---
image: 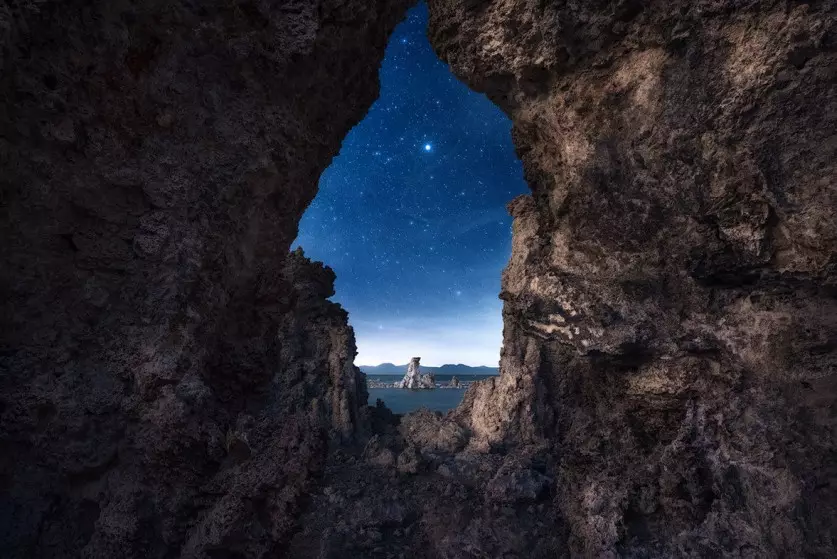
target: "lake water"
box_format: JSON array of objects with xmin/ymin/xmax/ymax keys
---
[{"xmin": 366, "ymin": 374, "xmax": 496, "ymax": 414}]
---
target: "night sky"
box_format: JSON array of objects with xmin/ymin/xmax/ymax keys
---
[{"xmin": 294, "ymin": 3, "xmax": 527, "ymax": 366}]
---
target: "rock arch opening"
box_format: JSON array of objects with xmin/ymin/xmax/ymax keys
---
[
  {"xmin": 2, "ymin": 0, "xmax": 835, "ymax": 557},
  {"xmin": 294, "ymin": 2, "xmax": 527, "ymax": 414}
]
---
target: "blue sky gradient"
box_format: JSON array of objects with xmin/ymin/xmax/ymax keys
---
[{"xmin": 294, "ymin": 3, "xmax": 527, "ymax": 366}]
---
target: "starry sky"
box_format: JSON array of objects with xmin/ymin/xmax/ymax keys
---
[{"xmin": 294, "ymin": 2, "xmax": 527, "ymax": 367}]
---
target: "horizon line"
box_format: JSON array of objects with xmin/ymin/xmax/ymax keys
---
[{"xmin": 357, "ymin": 363, "xmax": 500, "ymax": 368}]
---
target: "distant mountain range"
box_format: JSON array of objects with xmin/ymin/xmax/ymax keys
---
[{"xmin": 359, "ymin": 363, "xmax": 499, "ymax": 375}]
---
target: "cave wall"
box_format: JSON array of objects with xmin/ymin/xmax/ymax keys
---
[
  {"xmin": 428, "ymin": 0, "xmax": 837, "ymax": 556},
  {"xmin": 0, "ymin": 1, "xmax": 410, "ymax": 556},
  {"xmin": 3, "ymin": 0, "xmax": 836, "ymax": 557}
]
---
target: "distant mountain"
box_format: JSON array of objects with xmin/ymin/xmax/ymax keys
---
[{"xmin": 359, "ymin": 363, "xmax": 499, "ymax": 375}]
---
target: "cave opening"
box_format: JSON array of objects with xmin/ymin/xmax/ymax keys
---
[{"xmin": 293, "ymin": 2, "xmax": 527, "ymax": 413}]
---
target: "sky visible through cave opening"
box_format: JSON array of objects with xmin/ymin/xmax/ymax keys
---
[{"xmin": 294, "ymin": 2, "xmax": 527, "ymax": 367}]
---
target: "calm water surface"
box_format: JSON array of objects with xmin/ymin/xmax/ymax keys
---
[{"xmin": 367, "ymin": 374, "xmax": 496, "ymax": 414}]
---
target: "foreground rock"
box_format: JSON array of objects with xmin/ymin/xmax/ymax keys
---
[
  {"xmin": 289, "ymin": 2, "xmax": 837, "ymax": 553},
  {"xmin": 287, "ymin": 407, "xmax": 563, "ymax": 558},
  {"xmin": 0, "ymin": 1, "xmax": 410, "ymax": 556},
  {"xmin": 428, "ymin": 0, "xmax": 837, "ymax": 556}
]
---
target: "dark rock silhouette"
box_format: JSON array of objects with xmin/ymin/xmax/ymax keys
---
[{"xmin": 0, "ymin": 1, "xmax": 410, "ymax": 556}]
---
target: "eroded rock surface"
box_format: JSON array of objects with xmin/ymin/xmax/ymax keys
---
[
  {"xmin": 426, "ymin": 0, "xmax": 837, "ymax": 556},
  {"xmin": 287, "ymin": 406, "xmax": 564, "ymax": 559},
  {"xmin": 3, "ymin": 0, "xmax": 837, "ymax": 558},
  {"xmin": 291, "ymin": 2, "xmax": 837, "ymax": 556},
  {"xmin": 0, "ymin": 1, "xmax": 410, "ymax": 557}
]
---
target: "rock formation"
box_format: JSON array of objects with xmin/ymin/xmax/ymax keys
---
[
  {"xmin": 395, "ymin": 357, "xmax": 435, "ymax": 389},
  {"xmin": 396, "ymin": 357, "xmax": 422, "ymax": 389},
  {"xmin": 426, "ymin": 0, "xmax": 837, "ymax": 556},
  {"xmin": 2, "ymin": 0, "xmax": 836, "ymax": 558},
  {"xmin": 447, "ymin": 375, "xmax": 460, "ymax": 388},
  {"xmin": 0, "ymin": 1, "xmax": 410, "ymax": 556},
  {"xmin": 295, "ymin": 1, "xmax": 837, "ymax": 557}
]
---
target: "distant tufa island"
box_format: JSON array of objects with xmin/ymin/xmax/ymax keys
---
[
  {"xmin": 395, "ymin": 357, "xmax": 435, "ymax": 389},
  {"xmin": 359, "ymin": 362, "xmax": 499, "ymax": 375},
  {"xmin": 365, "ymin": 357, "xmax": 486, "ymax": 390}
]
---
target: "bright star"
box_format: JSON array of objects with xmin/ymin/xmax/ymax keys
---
[{"xmin": 424, "ymin": 143, "xmax": 432, "ymax": 152}]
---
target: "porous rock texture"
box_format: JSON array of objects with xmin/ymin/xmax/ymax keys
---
[
  {"xmin": 289, "ymin": 1, "xmax": 837, "ymax": 555},
  {"xmin": 0, "ymin": 1, "xmax": 410, "ymax": 557},
  {"xmin": 426, "ymin": 0, "xmax": 837, "ymax": 557},
  {"xmin": 3, "ymin": 0, "xmax": 837, "ymax": 558}
]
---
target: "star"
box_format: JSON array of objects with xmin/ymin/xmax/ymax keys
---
[{"xmin": 292, "ymin": 1, "xmax": 527, "ymax": 368}]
